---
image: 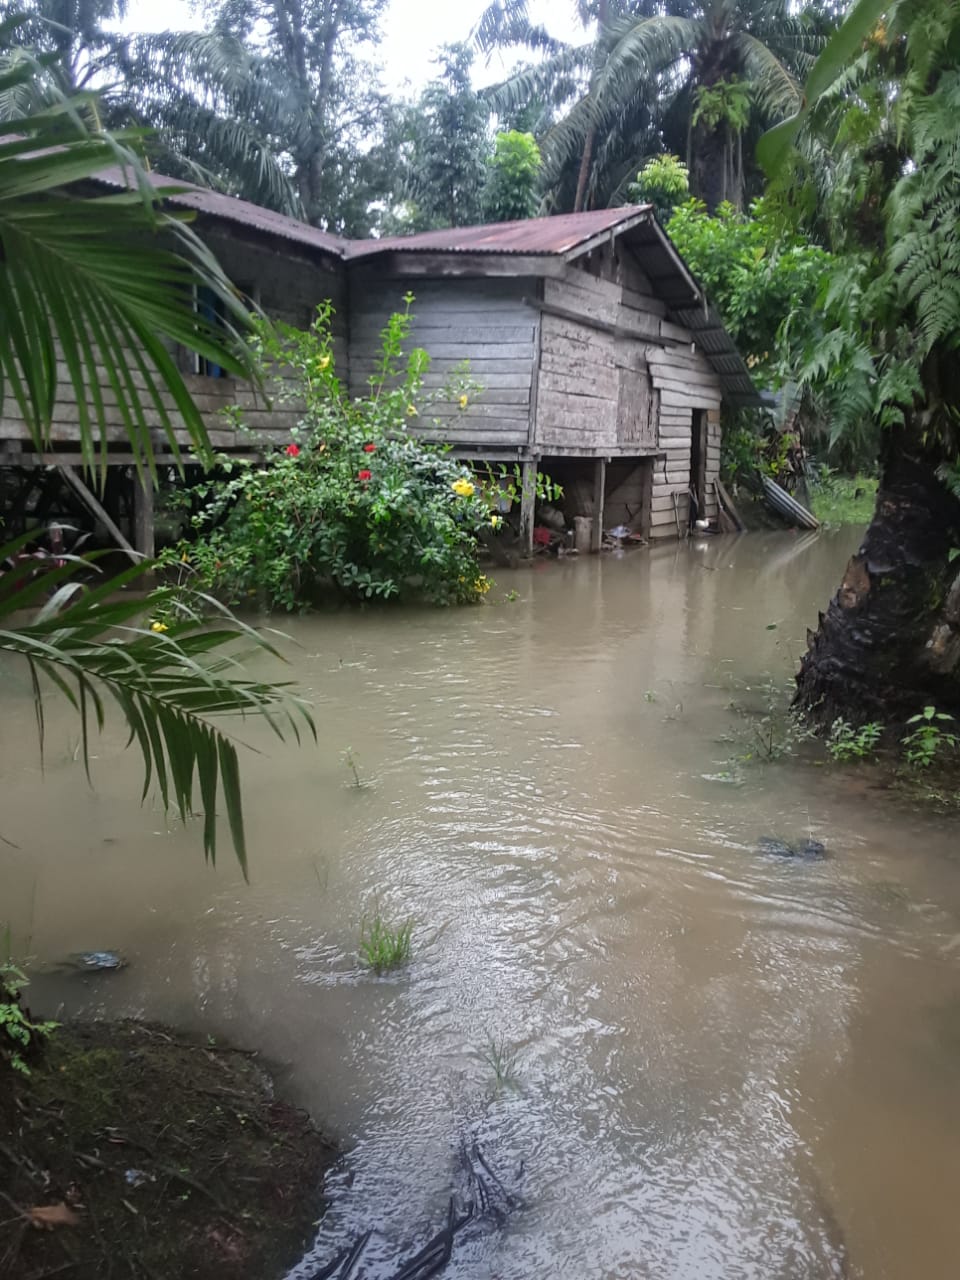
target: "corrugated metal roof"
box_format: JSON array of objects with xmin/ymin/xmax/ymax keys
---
[
  {"xmin": 93, "ymin": 166, "xmax": 349, "ymax": 258},
  {"xmin": 345, "ymin": 206, "xmax": 652, "ymax": 258}
]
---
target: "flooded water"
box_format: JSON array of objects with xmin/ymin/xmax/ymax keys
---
[{"xmin": 3, "ymin": 530, "xmax": 960, "ymax": 1279}]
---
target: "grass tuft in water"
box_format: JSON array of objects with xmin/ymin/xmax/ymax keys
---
[
  {"xmin": 341, "ymin": 746, "xmax": 367, "ymax": 789},
  {"xmin": 359, "ymin": 910, "xmax": 414, "ymax": 974},
  {"xmin": 480, "ymin": 1035, "xmax": 521, "ymax": 1093}
]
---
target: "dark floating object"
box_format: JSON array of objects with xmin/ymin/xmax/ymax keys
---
[
  {"xmin": 759, "ymin": 836, "xmax": 827, "ymax": 860},
  {"xmin": 59, "ymin": 950, "xmax": 128, "ymax": 972},
  {"xmin": 304, "ymin": 1141, "xmax": 521, "ymax": 1280}
]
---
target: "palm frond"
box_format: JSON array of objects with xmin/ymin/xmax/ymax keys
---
[
  {"xmin": 0, "ymin": 63, "xmax": 260, "ymax": 483},
  {"xmin": 734, "ymin": 31, "xmax": 802, "ymax": 121},
  {"xmin": 0, "ymin": 541, "xmax": 314, "ymax": 873}
]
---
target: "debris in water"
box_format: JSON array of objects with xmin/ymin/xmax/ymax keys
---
[
  {"xmin": 59, "ymin": 951, "xmax": 128, "ymax": 972},
  {"xmin": 758, "ymin": 836, "xmax": 827, "ymax": 860}
]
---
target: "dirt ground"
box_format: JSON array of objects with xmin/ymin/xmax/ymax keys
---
[{"xmin": 0, "ymin": 1019, "xmax": 337, "ymax": 1279}]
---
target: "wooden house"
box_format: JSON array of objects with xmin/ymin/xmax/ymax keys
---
[
  {"xmin": 0, "ymin": 174, "xmax": 759, "ymax": 555},
  {"xmin": 346, "ymin": 210, "xmax": 760, "ymax": 547}
]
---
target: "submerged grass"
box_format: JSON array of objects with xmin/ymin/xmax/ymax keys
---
[
  {"xmin": 809, "ymin": 473, "xmax": 878, "ymax": 525},
  {"xmin": 359, "ymin": 910, "xmax": 414, "ymax": 974}
]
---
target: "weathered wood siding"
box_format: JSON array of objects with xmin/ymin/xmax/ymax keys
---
[
  {"xmin": 0, "ymin": 224, "xmax": 345, "ymax": 457},
  {"xmin": 534, "ymin": 268, "xmax": 659, "ymax": 454},
  {"xmin": 348, "ymin": 274, "xmax": 536, "ymax": 451}
]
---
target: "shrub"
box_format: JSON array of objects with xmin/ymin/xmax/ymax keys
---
[
  {"xmin": 166, "ymin": 298, "xmax": 502, "ymax": 609},
  {"xmin": 827, "ymin": 718, "xmax": 883, "ymax": 761},
  {"xmin": 1, "ymin": 958, "xmax": 57, "ymax": 1076}
]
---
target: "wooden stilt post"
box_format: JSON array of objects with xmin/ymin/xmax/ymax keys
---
[
  {"xmin": 520, "ymin": 458, "xmax": 536, "ymax": 558},
  {"xmin": 133, "ymin": 475, "xmax": 155, "ymax": 560},
  {"xmin": 591, "ymin": 457, "xmax": 606, "ymax": 553}
]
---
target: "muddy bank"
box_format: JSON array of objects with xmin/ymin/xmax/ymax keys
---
[{"xmin": 0, "ymin": 1020, "xmax": 336, "ymax": 1279}]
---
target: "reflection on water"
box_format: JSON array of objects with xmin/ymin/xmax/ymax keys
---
[{"xmin": 3, "ymin": 530, "xmax": 960, "ymax": 1279}]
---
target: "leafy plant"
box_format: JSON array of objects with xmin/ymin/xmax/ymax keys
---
[
  {"xmin": 1, "ymin": 956, "xmax": 57, "ymax": 1076},
  {"xmin": 727, "ymin": 675, "xmax": 814, "ymax": 762},
  {"xmin": 628, "ymin": 154, "xmax": 689, "ymax": 224},
  {"xmin": 901, "ymin": 707, "xmax": 960, "ymax": 770},
  {"xmin": 167, "ymin": 297, "xmax": 504, "ymax": 610},
  {"xmin": 1, "ymin": 538, "xmax": 313, "ymax": 871},
  {"xmin": 827, "ymin": 717, "xmax": 883, "ymax": 761},
  {"xmin": 359, "ymin": 909, "xmax": 414, "ymax": 975},
  {"xmin": 482, "ymin": 129, "xmax": 540, "ymax": 222}
]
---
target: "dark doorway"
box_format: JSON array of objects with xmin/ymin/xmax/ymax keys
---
[{"xmin": 689, "ymin": 409, "xmax": 708, "ymax": 526}]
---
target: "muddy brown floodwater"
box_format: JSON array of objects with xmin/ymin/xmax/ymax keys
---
[{"xmin": 3, "ymin": 529, "xmax": 960, "ymax": 1279}]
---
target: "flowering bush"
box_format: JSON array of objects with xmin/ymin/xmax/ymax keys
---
[{"xmin": 166, "ymin": 298, "xmax": 500, "ymax": 608}]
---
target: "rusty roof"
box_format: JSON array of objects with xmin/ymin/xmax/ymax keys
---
[
  {"xmin": 93, "ymin": 166, "xmax": 349, "ymax": 258},
  {"xmin": 345, "ymin": 206, "xmax": 652, "ymax": 258}
]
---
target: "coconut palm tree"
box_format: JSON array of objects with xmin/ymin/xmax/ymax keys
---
[
  {"xmin": 0, "ymin": 35, "xmax": 311, "ymax": 868},
  {"xmin": 480, "ymin": 0, "xmax": 820, "ymax": 212}
]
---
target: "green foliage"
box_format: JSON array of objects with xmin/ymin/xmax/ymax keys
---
[
  {"xmin": 168, "ymin": 299, "xmax": 499, "ymax": 609},
  {"xmin": 809, "ymin": 470, "xmax": 878, "ymax": 525},
  {"xmin": 761, "ymin": 0, "xmax": 960, "ymax": 467},
  {"xmin": 359, "ymin": 910, "xmax": 414, "ymax": 974},
  {"xmin": 482, "ymin": 0, "xmax": 813, "ymax": 213},
  {"xmin": 667, "ymin": 197, "xmax": 833, "ymax": 389},
  {"xmin": 693, "ymin": 78, "xmax": 752, "ymax": 133},
  {"xmin": 1, "ymin": 956, "xmax": 57, "ymax": 1076},
  {"xmin": 628, "ymin": 154, "xmax": 689, "ymax": 224},
  {"xmin": 725, "ymin": 674, "xmax": 815, "ymax": 763},
  {"xmin": 482, "ymin": 129, "xmax": 540, "ymax": 222},
  {"xmin": 901, "ymin": 707, "xmax": 960, "ymax": 770},
  {"xmin": 827, "ymin": 717, "xmax": 882, "ymax": 761},
  {"xmin": 391, "ymin": 44, "xmax": 491, "ymax": 232}
]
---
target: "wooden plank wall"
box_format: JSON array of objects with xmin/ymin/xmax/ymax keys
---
[
  {"xmin": 647, "ymin": 343, "xmax": 723, "ymax": 540},
  {"xmin": 347, "ymin": 275, "xmax": 536, "ymax": 449},
  {"xmin": 0, "ymin": 226, "xmax": 346, "ymax": 457}
]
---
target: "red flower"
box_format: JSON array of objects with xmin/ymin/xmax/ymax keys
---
[
  {"xmin": 285, "ymin": 443, "xmax": 300, "ymax": 457},
  {"xmin": 362, "ymin": 442, "xmax": 376, "ymax": 453},
  {"xmin": 358, "ymin": 469, "xmax": 373, "ymax": 482}
]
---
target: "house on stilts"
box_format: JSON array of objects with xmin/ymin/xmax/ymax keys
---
[{"xmin": 0, "ymin": 172, "xmax": 760, "ymax": 555}]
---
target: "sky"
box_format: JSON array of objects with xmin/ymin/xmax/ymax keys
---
[{"xmin": 117, "ymin": 0, "xmax": 587, "ymax": 94}]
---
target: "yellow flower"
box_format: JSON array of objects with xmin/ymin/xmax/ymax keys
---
[
  {"xmin": 407, "ymin": 403, "xmax": 418, "ymax": 417},
  {"xmin": 150, "ymin": 620, "xmax": 168, "ymax": 633},
  {"xmin": 316, "ymin": 354, "xmax": 331, "ymax": 372},
  {"xmin": 490, "ymin": 514, "xmax": 503, "ymax": 529},
  {"xmin": 474, "ymin": 575, "xmax": 491, "ymax": 595},
  {"xmin": 458, "ymin": 394, "xmax": 469, "ymax": 410},
  {"xmin": 452, "ymin": 477, "xmax": 475, "ymax": 498},
  {"xmin": 180, "ymin": 552, "xmax": 190, "ymax": 564}
]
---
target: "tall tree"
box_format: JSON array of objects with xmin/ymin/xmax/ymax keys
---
[
  {"xmin": 480, "ymin": 0, "xmax": 820, "ymax": 212},
  {"xmin": 389, "ymin": 43, "xmax": 491, "ymax": 231},
  {"xmin": 762, "ymin": 0, "xmax": 960, "ymax": 725}
]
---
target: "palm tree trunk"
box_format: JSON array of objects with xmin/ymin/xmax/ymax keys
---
[
  {"xmin": 573, "ymin": 125, "xmax": 596, "ymax": 212},
  {"xmin": 794, "ymin": 433, "xmax": 960, "ymax": 728}
]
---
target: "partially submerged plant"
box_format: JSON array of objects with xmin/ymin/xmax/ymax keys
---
[
  {"xmin": 341, "ymin": 747, "xmax": 365, "ymax": 789},
  {"xmin": 359, "ymin": 910, "xmax": 414, "ymax": 975},
  {"xmin": 901, "ymin": 707, "xmax": 960, "ymax": 770},
  {"xmin": 480, "ymin": 1035, "xmax": 521, "ymax": 1094},
  {"xmin": 827, "ymin": 718, "xmax": 883, "ymax": 762}
]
